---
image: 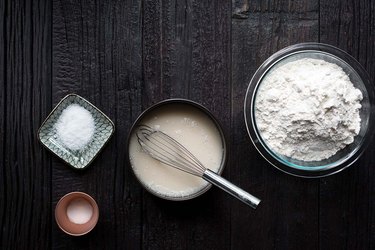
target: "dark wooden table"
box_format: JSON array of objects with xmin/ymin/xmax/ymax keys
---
[{"xmin": 1, "ymin": 0, "xmax": 374, "ymax": 249}]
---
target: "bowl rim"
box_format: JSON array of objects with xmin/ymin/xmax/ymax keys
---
[
  {"xmin": 37, "ymin": 93, "xmax": 115, "ymax": 170},
  {"xmin": 126, "ymin": 98, "xmax": 228, "ymax": 201},
  {"xmin": 244, "ymin": 42, "xmax": 375, "ymax": 178}
]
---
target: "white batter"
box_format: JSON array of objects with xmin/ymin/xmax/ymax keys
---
[{"xmin": 129, "ymin": 104, "xmax": 224, "ymax": 199}]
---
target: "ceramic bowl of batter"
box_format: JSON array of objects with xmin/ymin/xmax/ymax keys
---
[
  {"xmin": 127, "ymin": 99, "xmax": 227, "ymax": 200},
  {"xmin": 244, "ymin": 43, "xmax": 375, "ymax": 178}
]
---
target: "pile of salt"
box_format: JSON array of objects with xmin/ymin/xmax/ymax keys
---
[{"xmin": 55, "ymin": 104, "xmax": 95, "ymax": 150}]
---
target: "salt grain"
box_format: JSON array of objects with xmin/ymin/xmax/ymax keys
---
[{"xmin": 55, "ymin": 104, "xmax": 95, "ymax": 150}]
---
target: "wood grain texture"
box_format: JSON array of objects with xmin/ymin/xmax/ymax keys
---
[
  {"xmin": 142, "ymin": 1, "xmax": 231, "ymax": 249},
  {"xmin": 231, "ymin": 0, "xmax": 320, "ymax": 249},
  {"xmin": 0, "ymin": 0, "xmax": 374, "ymax": 249},
  {"xmin": 319, "ymin": 0, "xmax": 375, "ymax": 249},
  {"xmin": 52, "ymin": 0, "xmax": 143, "ymax": 249},
  {"xmin": 0, "ymin": 0, "xmax": 52, "ymax": 249}
]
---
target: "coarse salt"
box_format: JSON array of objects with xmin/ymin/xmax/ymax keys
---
[{"xmin": 55, "ymin": 104, "xmax": 95, "ymax": 150}]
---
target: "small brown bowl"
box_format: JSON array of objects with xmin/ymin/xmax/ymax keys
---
[{"xmin": 55, "ymin": 192, "xmax": 99, "ymax": 236}]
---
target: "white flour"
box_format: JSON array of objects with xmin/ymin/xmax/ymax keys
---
[{"xmin": 255, "ymin": 58, "xmax": 363, "ymax": 161}]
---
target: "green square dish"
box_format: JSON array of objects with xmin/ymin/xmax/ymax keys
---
[{"xmin": 38, "ymin": 94, "xmax": 115, "ymax": 169}]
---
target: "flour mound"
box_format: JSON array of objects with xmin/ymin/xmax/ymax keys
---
[{"xmin": 255, "ymin": 58, "xmax": 363, "ymax": 161}]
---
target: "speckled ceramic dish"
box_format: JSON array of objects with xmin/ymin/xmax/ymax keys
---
[
  {"xmin": 38, "ymin": 94, "xmax": 114, "ymax": 169},
  {"xmin": 55, "ymin": 192, "xmax": 99, "ymax": 236}
]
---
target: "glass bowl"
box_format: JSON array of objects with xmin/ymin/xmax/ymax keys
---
[{"xmin": 244, "ymin": 43, "xmax": 375, "ymax": 178}]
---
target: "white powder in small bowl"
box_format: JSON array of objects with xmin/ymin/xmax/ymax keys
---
[
  {"xmin": 66, "ymin": 198, "xmax": 93, "ymax": 224},
  {"xmin": 55, "ymin": 104, "xmax": 95, "ymax": 150},
  {"xmin": 255, "ymin": 58, "xmax": 363, "ymax": 162}
]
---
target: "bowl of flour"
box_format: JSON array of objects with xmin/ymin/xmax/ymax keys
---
[{"xmin": 244, "ymin": 43, "xmax": 375, "ymax": 177}]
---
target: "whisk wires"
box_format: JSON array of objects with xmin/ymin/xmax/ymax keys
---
[{"xmin": 136, "ymin": 125, "xmax": 207, "ymax": 177}]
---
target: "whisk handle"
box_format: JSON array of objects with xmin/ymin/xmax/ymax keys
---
[{"xmin": 202, "ymin": 169, "xmax": 261, "ymax": 209}]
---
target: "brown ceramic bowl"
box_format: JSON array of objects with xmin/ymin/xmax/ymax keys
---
[{"xmin": 55, "ymin": 192, "xmax": 99, "ymax": 236}]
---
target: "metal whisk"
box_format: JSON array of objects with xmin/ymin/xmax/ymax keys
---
[{"xmin": 136, "ymin": 125, "xmax": 261, "ymax": 209}]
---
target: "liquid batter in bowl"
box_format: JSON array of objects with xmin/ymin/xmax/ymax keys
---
[{"xmin": 128, "ymin": 101, "xmax": 226, "ymax": 200}]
